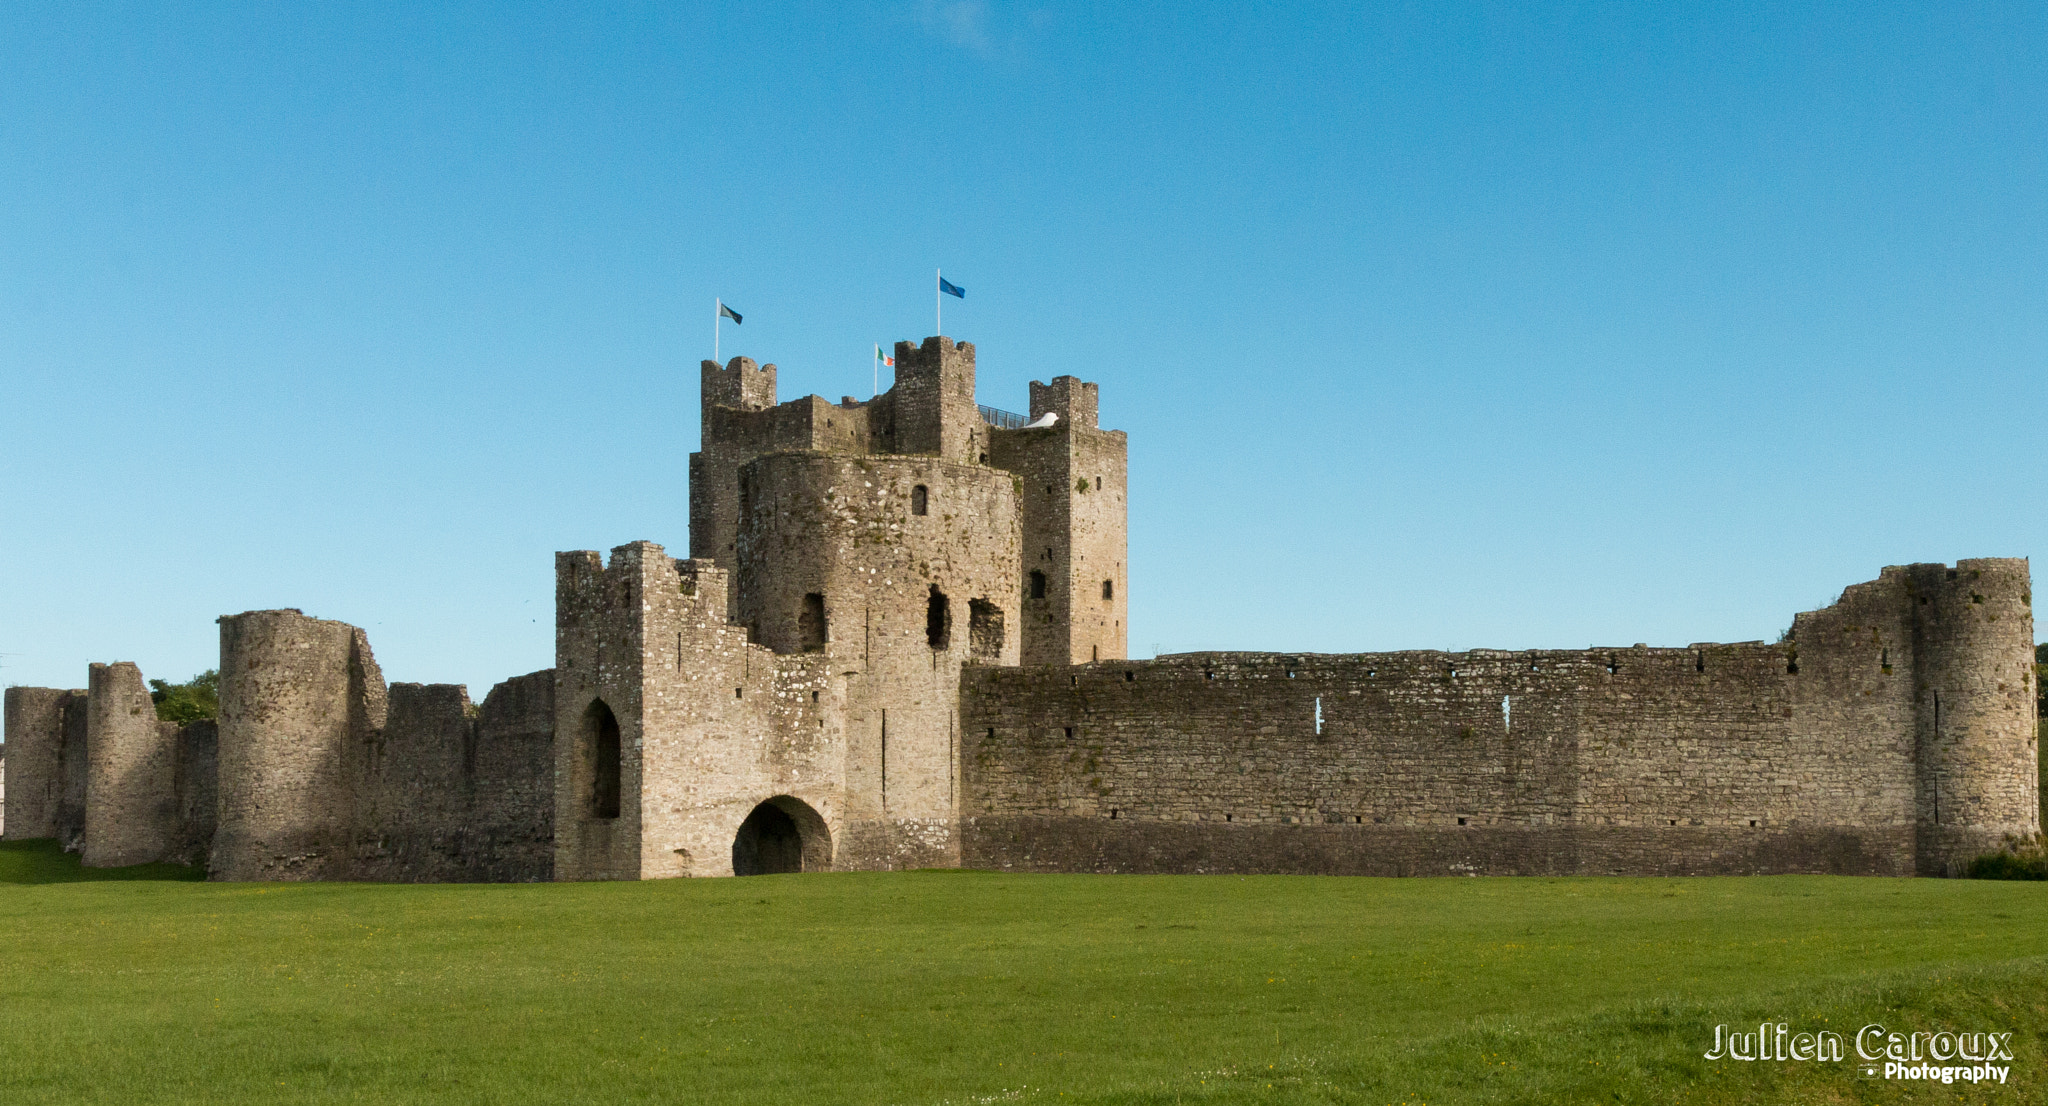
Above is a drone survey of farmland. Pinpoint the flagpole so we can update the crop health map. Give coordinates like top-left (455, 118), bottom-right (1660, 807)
top-left (714, 297), bottom-right (721, 364)
top-left (873, 344), bottom-right (879, 397)
top-left (935, 268), bottom-right (942, 337)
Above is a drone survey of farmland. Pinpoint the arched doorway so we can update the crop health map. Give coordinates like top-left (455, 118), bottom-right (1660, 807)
top-left (732, 796), bottom-right (832, 875)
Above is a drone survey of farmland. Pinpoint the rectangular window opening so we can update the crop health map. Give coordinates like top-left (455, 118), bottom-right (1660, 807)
top-left (799, 592), bottom-right (828, 652)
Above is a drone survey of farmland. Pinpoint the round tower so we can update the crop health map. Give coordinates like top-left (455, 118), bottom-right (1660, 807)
top-left (214, 609), bottom-right (384, 881)
top-left (1907, 558), bottom-right (2039, 875)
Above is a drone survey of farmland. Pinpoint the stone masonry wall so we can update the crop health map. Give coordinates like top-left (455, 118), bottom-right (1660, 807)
top-left (82, 662), bottom-right (179, 867)
top-left (737, 452), bottom-right (1021, 869)
top-left (352, 671), bottom-right (558, 882)
top-left (1902, 559), bottom-right (2039, 873)
top-left (55, 691), bottom-right (88, 850)
top-left (555, 543), bottom-right (841, 880)
top-left (215, 609), bottom-right (386, 881)
top-left (991, 377), bottom-right (1128, 666)
top-left (961, 561), bottom-right (2037, 877)
top-left (471, 669), bottom-right (557, 881)
top-left (353, 682), bottom-right (476, 881)
top-left (2, 686), bottom-right (80, 841)
top-left (171, 720), bottom-right (217, 867)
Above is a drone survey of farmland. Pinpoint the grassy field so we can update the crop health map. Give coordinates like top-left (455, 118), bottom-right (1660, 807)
top-left (2, 840), bottom-right (2046, 1104)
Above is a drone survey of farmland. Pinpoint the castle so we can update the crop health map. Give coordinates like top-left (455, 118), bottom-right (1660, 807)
top-left (3, 336), bottom-right (2039, 879)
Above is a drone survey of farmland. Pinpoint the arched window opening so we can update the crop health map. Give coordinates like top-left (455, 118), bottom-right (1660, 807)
top-left (1102, 579), bottom-right (1114, 600)
top-left (799, 592), bottom-right (827, 652)
top-left (911, 485), bottom-right (928, 515)
top-left (1029, 570), bottom-right (1047, 600)
top-left (969, 599), bottom-right (1003, 661)
top-left (586, 700), bottom-right (621, 820)
top-left (927, 585), bottom-right (951, 650)
top-left (738, 474), bottom-right (753, 522)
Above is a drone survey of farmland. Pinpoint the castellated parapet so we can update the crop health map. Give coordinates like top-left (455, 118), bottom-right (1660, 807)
top-left (3, 333), bottom-right (2035, 880)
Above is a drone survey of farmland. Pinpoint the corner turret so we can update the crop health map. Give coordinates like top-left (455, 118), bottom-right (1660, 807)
top-left (891, 336), bottom-right (985, 463)
top-left (702, 356), bottom-right (776, 412)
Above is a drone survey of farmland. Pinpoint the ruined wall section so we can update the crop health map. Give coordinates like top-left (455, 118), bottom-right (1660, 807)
top-left (2, 686), bottom-right (80, 841)
top-left (990, 375), bottom-right (1128, 666)
top-left (470, 669), bottom-right (557, 881)
top-left (736, 452), bottom-right (1021, 868)
top-left (214, 609), bottom-right (386, 881)
top-left (1569, 571), bottom-right (1920, 859)
top-left (171, 720), bottom-right (217, 867)
top-left (55, 691), bottom-right (89, 849)
top-left (352, 682), bottom-right (475, 882)
top-left (82, 662), bottom-right (179, 867)
top-left (556, 542), bottom-right (841, 879)
top-left (1904, 558), bottom-right (2038, 874)
top-left (960, 564), bottom-right (1996, 876)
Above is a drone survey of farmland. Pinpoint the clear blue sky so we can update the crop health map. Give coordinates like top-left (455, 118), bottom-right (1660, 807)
top-left (3, 2), bottom-right (2043, 695)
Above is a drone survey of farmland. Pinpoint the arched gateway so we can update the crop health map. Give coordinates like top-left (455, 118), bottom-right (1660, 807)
top-left (732, 796), bottom-right (832, 875)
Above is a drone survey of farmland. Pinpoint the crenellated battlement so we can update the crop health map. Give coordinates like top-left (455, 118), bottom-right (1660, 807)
top-left (702, 355), bottom-right (776, 412)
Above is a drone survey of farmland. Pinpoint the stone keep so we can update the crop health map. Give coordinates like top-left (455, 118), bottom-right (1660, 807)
top-left (558, 336), bottom-right (1106, 877)
top-left (1, 333), bottom-right (2035, 881)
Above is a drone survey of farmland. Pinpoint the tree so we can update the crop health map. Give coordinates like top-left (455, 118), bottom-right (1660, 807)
top-left (2036, 643), bottom-right (2046, 718)
top-left (149, 669), bottom-right (218, 724)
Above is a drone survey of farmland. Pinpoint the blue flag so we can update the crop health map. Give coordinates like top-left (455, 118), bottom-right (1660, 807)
top-left (939, 276), bottom-right (965, 299)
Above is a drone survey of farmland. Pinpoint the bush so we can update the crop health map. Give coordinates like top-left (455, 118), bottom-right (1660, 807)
top-left (148, 669), bottom-right (218, 724)
top-left (1966, 832), bottom-right (2048, 880)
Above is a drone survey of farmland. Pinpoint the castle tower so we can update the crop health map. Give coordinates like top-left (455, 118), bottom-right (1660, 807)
top-left (213, 609), bottom-right (386, 881)
top-left (890, 336), bottom-right (988, 463)
top-left (1, 686), bottom-right (81, 841)
top-left (553, 541), bottom-right (843, 879)
top-left (81, 662), bottom-right (178, 868)
top-left (733, 449), bottom-right (1021, 867)
top-left (990, 375), bottom-right (1129, 665)
top-left (552, 545), bottom-right (662, 881)
top-left (690, 356), bottom-right (779, 611)
top-left (1905, 559), bottom-right (2039, 875)
top-left (608, 334), bottom-right (1124, 877)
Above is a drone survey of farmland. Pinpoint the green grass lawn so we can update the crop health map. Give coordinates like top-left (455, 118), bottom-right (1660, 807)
top-left (2, 840), bottom-right (2045, 1104)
